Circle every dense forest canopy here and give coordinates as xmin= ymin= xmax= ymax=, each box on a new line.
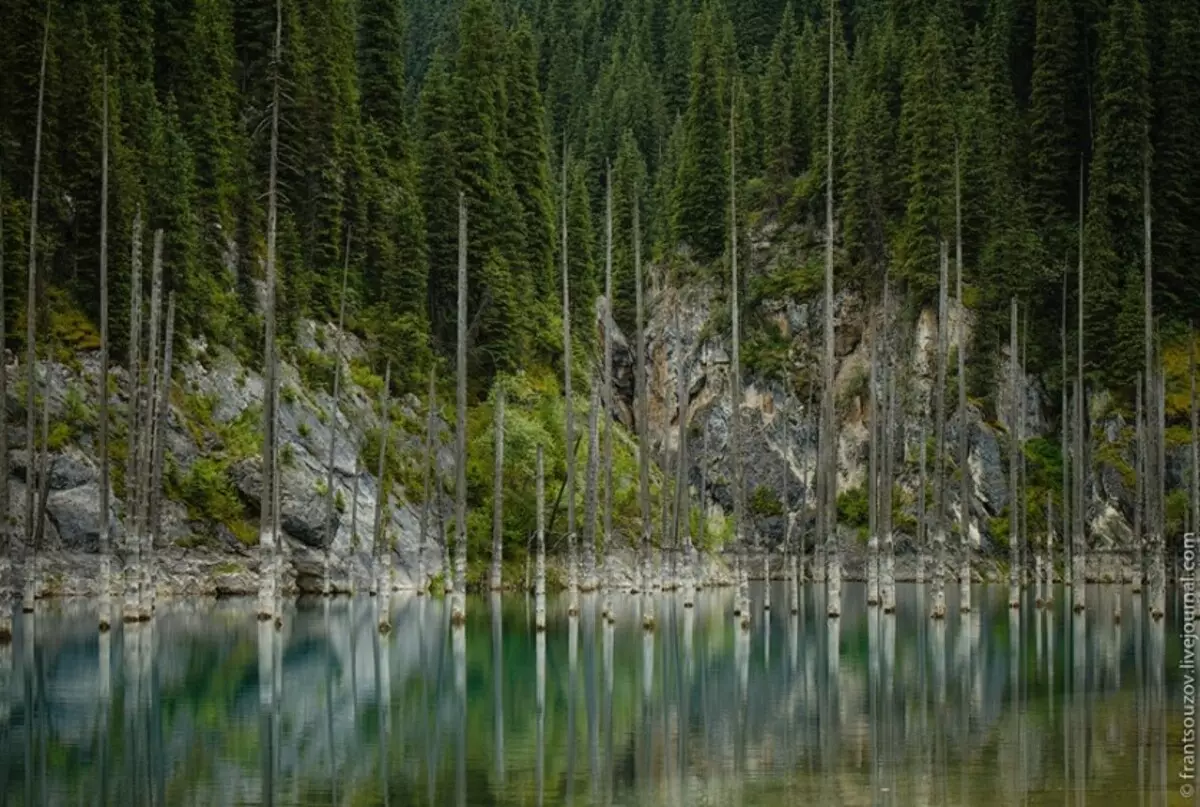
xmin=1 ymin=0 xmax=1197 ymax=403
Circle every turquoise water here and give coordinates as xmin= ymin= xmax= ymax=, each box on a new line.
xmin=0 ymin=583 xmax=1186 ymax=805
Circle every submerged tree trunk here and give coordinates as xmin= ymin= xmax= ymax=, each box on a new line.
xmin=730 ymin=83 xmax=749 ymax=626
xmin=535 ymin=446 xmax=547 ymax=631
xmin=601 ymin=167 xmax=615 ymax=618
xmin=1042 ymin=492 xmax=1054 ymax=608
xmin=148 ymin=294 xmax=175 ymax=617
xmin=451 ymin=194 xmax=468 ymax=626
xmin=97 ymin=66 xmax=112 ymax=632
xmin=822 ymin=8 xmax=840 ymax=619
xmin=0 ymin=177 xmax=7 ymax=639
xmin=635 ymin=197 xmax=654 ymax=630
xmin=562 ymin=141 xmax=579 ymax=618
xmin=1061 ymin=269 xmax=1071 ymax=590
xmin=123 ymin=213 xmax=144 ymax=622
xmin=931 ymin=243 xmax=949 ymax=620
xmin=881 ymin=290 xmax=896 ymax=614
xmin=867 ymin=328 xmax=880 ymax=608
xmin=675 ymin=312 xmax=694 ymax=607
xmin=917 ymin=415 xmax=928 ymax=585
xmin=372 ymin=361 xmax=392 ymax=606
xmin=1072 ymin=167 xmax=1087 ymax=614
xmin=1144 ymin=155 xmax=1164 ymax=618
xmin=1134 ymin=373 xmax=1144 ymax=596
xmin=137 ymin=231 xmax=164 ymax=621
xmin=257 ymin=0 xmax=283 ymax=624
xmin=1008 ymin=297 xmax=1020 ymax=610
xmin=22 ymin=5 xmax=50 ymax=615
xmin=418 ymin=369 xmax=437 ymax=595
xmin=324 ymin=231 xmax=351 ymax=596
xmin=583 ymin=374 xmax=600 ymax=595
xmin=490 ymin=381 xmax=506 ymax=591
xmin=956 ymin=157 xmax=971 ymax=613
xmin=1191 ymin=328 xmax=1198 ymax=601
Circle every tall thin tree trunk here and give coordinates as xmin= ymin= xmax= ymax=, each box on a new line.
xmin=931 ymin=243 xmax=949 ymax=619
xmin=660 ymin=384 xmax=673 ymax=591
xmin=699 ymin=386 xmax=708 ymax=587
xmin=123 ymin=212 xmax=144 ymax=623
xmin=1190 ymin=327 xmax=1198 ymax=600
xmin=1073 ymin=163 xmax=1087 ymax=614
xmin=0 ymin=175 xmax=8 ymax=640
xmin=490 ymin=381 xmax=506 ymax=591
xmin=148 ymin=294 xmax=175 ymax=617
xmin=731 ymin=81 xmax=748 ymax=627
xmin=917 ymin=415 xmax=927 ymax=585
xmin=635 ymin=197 xmax=653 ymax=630
xmin=21 ymin=3 xmax=50 ymax=614
xmin=97 ymin=65 xmax=113 ymax=632
xmin=1043 ymin=491 xmax=1054 ymax=608
xmin=583 ymin=374 xmax=600 ymax=596
xmin=867 ymin=324 xmax=880 ymax=608
xmin=675 ymin=312 xmax=693 ymax=607
xmin=451 ymin=193 xmax=468 ymax=626
xmin=257 ymin=0 xmax=283 ymax=623
xmin=535 ymin=446 xmax=546 ymax=631
xmin=418 ymin=369 xmax=436 ymax=595
xmin=1061 ymin=268 xmax=1070 ymax=591
xmin=562 ymin=140 xmax=578 ymax=618
xmin=804 ymin=385 xmax=814 ymax=586
xmin=601 ymin=165 xmax=614 ymax=619
xmin=1145 ymin=152 xmax=1164 ymax=620
xmin=372 ymin=361 xmax=392 ymax=605
xmin=956 ymin=150 xmax=971 ymax=614
xmin=1008 ymin=297 xmax=1020 ymax=610
xmin=1020 ymin=308 xmax=1028 ymax=592
xmin=784 ymin=391 xmax=798 ymax=614
xmin=1135 ymin=372 xmax=1144 ymax=597
xmin=323 ymin=230 xmax=351 ymax=596
xmin=822 ymin=2 xmax=840 ymax=618
xmin=136 ymin=231 xmax=163 ymax=621
xmin=882 ymin=336 xmax=896 ymax=614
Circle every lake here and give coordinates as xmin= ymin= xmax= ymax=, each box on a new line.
xmin=0 ymin=583 xmax=1186 ymax=806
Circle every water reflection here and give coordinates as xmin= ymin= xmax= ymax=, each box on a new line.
xmin=0 ymin=584 xmax=1184 ymax=805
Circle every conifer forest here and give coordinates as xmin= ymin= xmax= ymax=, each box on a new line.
xmin=0 ymin=0 xmax=1197 ymax=802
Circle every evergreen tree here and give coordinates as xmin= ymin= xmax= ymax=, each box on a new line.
xmin=565 ymin=158 xmax=599 ymax=351
xmin=612 ymin=129 xmax=648 ymax=334
xmin=673 ymin=3 xmax=728 ymax=264
xmin=418 ymin=50 xmax=460 ymax=353
xmin=761 ymin=10 xmax=797 ymax=189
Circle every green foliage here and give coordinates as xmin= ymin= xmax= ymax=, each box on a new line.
xmin=181 ymin=457 xmax=246 ymax=530
xmin=837 ymin=486 xmax=869 ymax=530
xmin=749 ymin=485 xmax=783 ymax=518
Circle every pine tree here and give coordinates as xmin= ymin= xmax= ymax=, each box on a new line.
xmin=612 ymin=129 xmax=648 ymax=334
xmin=673 ymin=4 xmax=727 ymax=264
xmin=418 ymin=50 xmax=460 ymax=353
xmin=565 ymin=159 xmax=598 ymax=350
xmin=760 ymin=24 xmax=795 ymax=188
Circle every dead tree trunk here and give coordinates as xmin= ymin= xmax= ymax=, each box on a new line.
xmin=956 ymin=150 xmax=971 ymax=614
xmin=372 ymin=361 xmax=392 ymax=601
xmin=1135 ymin=372 xmax=1144 ymax=596
xmin=583 ymin=373 xmax=600 ymax=595
xmin=1061 ymin=268 xmax=1070 ymax=591
xmin=257 ymin=0 xmax=283 ymax=624
xmin=418 ymin=368 xmax=436 ymax=595
xmin=97 ymin=65 xmax=113 ymax=631
xmin=535 ymin=446 xmax=546 ymax=631
xmin=1073 ymin=165 xmax=1087 ymax=614
xmin=0 ymin=176 xmax=8 ymax=640
xmin=917 ymin=415 xmax=928 ymax=585
xmin=601 ymin=164 xmax=614 ymax=617
xmin=562 ymin=140 xmax=579 ymax=618
xmin=635 ymin=196 xmax=654 ymax=630
xmin=148 ymin=293 xmax=175 ymax=617
xmin=1145 ymin=155 xmax=1164 ymax=620
xmin=731 ymin=81 xmax=749 ymax=627
xmin=822 ymin=4 xmax=840 ymax=618
xmin=867 ymin=323 xmax=880 ymax=608
xmin=451 ymin=193 xmax=468 ymax=627
xmin=675 ymin=311 xmax=693 ymax=606
xmin=490 ymin=381 xmax=506 ymax=591
xmin=323 ymin=230 xmax=351 ymax=596
xmin=136 ymin=230 xmax=163 ymax=621
xmin=1190 ymin=327 xmax=1198 ymax=588
xmin=374 ymin=362 xmax=393 ymax=631
xmin=1008 ymin=297 xmax=1020 ymax=610
xmin=21 ymin=3 xmax=50 ymax=614
xmin=122 ymin=213 xmax=144 ymax=623
xmin=881 ymin=327 xmax=897 ymax=614
xmin=931 ymin=242 xmax=949 ymax=620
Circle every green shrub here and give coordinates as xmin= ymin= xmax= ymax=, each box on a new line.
xmin=749 ymin=484 xmax=783 ymax=517
xmin=181 ymin=458 xmax=246 ymax=528
xmin=296 ymin=349 xmax=336 ymax=396
xmin=837 ymin=486 xmax=869 ymax=528
xmin=298 ymin=421 xmax=311 ymax=439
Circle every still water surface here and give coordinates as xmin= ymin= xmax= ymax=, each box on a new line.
xmin=0 ymin=583 xmax=1186 ymax=806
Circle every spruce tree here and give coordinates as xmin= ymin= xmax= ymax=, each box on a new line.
xmin=418 ymin=50 xmax=460 ymax=352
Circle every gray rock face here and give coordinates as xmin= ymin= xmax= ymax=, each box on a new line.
xmin=44 ymin=483 xmax=106 ymax=552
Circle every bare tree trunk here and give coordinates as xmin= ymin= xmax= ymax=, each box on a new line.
xmin=917 ymin=415 xmax=927 ymax=585
xmin=1191 ymin=327 xmax=1198 ymax=599
xmin=257 ymin=0 xmax=283 ymax=623
xmin=451 ymin=194 xmax=468 ymax=626
xmin=0 ymin=176 xmax=8 ymax=640
xmin=490 ymin=381 xmax=506 ymax=591
xmin=583 ymin=374 xmax=600 ymax=595
xmin=97 ymin=65 xmax=113 ymax=632
xmin=784 ymin=391 xmax=798 ymax=614
xmin=1073 ymin=164 xmax=1087 ymax=614
xmin=956 ymin=152 xmax=971 ymax=613
xmin=931 ymin=243 xmax=949 ymax=619
xmin=1020 ymin=308 xmax=1028 ymax=592
xmin=122 ymin=212 xmax=144 ymax=623
xmin=731 ymin=81 xmax=749 ymax=627
xmin=1061 ymin=269 xmax=1070 ymax=591
xmin=635 ymin=196 xmax=653 ymax=630
xmin=881 ymin=286 xmax=896 ymax=614
xmin=372 ymin=361 xmax=392 ymax=606
xmin=804 ymin=385 xmax=814 ymax=586
xmin=148 ymin=294 xmax=175 ymax=617
xmin=323 ymin=230 xmax=351 ymax=596
xmin=562 ymin=140 xmax=579 ymax=618
xmin=601 ymin=165 xmax=614 ymax=619
xmin=1008 ymin=297 xmax=1020 ymax=610
xmin=1153 ymin=354 xmax=1166 ymax=620
xmin=867 ymin=324 xmax=880 ymax=608
xmin=136 ymin=231 xmax=163 ymax=621
xmin=699 ymin=391 xmax=708 ymax=586
xmin=675 ymin=312 xmax=693 ymax=607
xmin=535 ymin=446 xmax=546 ymax=631
xmin=1144 ymin=154 xmax=1164 ymax=620
xmin=1134 ymin=372 xmax=1144 ymax=597
xmin=822 ymin=3 xmax=840 ymax=620
xmin=21 ymin=3 xmax=50 ymax=614
xmin=1042 ymin=491 xmax=1054 ymax=608
xmin=418 ymin=369 xmax=436 ymax=595
xmin=661 ymin=386 xmax=674 ymax=592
